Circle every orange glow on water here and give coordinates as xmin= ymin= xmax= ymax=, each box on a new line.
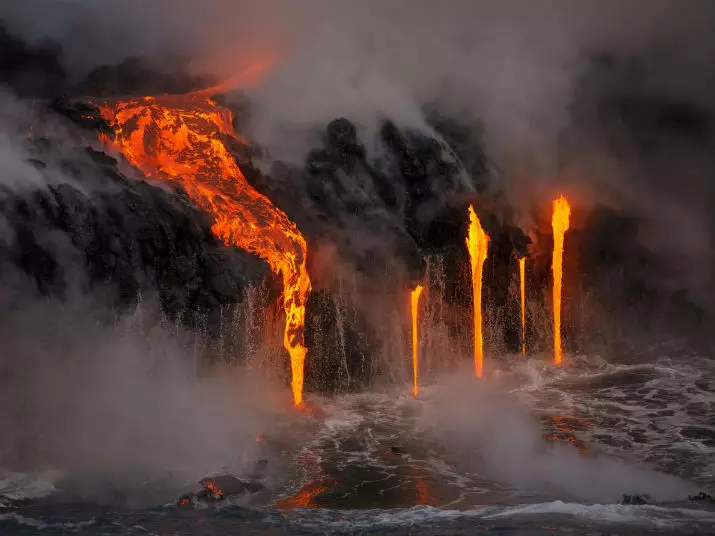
xmin=97 ymin=93 xmax=311 ymax=406
xmin=551 ymin=195 xmax=571 ymax=366
xmin=410 ymin=284 xmax=424 ymax=397
xmin=466 ymin=205 xmax=489 ymax=378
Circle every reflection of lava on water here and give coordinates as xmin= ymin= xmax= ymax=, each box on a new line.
xmin=411 ymin=468 xmax=437 ymax=506
xmin=97 ymin=92 xmax=311 ymax=406
xmin=541 ymin=415 xmax=590 ymax=455
xmin=274 ymin=451 xmax=333 ymax=509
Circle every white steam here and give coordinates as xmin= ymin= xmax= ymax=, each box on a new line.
xmin=0 ymin=293 xmax=287 ymax=505
xmin=420 ymin=372 xmax=698 ymax=503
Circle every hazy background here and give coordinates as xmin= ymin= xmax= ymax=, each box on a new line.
xmin=3 ymin=0 xmax=711 ymax=306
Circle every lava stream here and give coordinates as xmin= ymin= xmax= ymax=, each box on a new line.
xmin=97 ymin=94 xmax=311 ymax=406
xmin=519 ymin=256 xmax=526 ymax=356
xmin=410 ymin=284 xmax=423 ymax=397
xmin=551 ymin=195 xmax=571 ymax=366
xmin=466 ymin=205 xmax=489 ymax=378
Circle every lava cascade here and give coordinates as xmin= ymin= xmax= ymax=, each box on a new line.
xmin=519 ymin=257 xmax=526 ymax=356
xmin=466 ymin=205 xmax=489 ymax=378
xmin=410 ymin=284 xmax=423 ymax=397
xmin=551 ymin=195 xmax=571 ymax=365
xmin=97 ymin=94 xmax=311 ymax=406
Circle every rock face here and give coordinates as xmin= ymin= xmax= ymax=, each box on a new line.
xmin=0 ymin=120 xmax=267 ymax=323
xmin=246 ymin=116 xmax=527 ymax=283
xmin=238 ymin=115 xmax=530 ymax=390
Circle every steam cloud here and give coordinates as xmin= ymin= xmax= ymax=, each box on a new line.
xmin=0 ymin=0 xmax=713 ymax=507
xmin=3 ymin=0 xmax=710 ymax=306
xmin=420 ymin=372 xmax=698 ymax=502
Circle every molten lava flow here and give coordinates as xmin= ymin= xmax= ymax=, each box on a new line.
xmin=551 ymin=195 xmax=571 ymax=366
xmin=202 ymin=479 xmax=224 ymax=499
xmin=410 ymin=284 xmax=423 ymax=397
xmin=97 ymin=94 xmax=311 ymax=406
xmin=519 ymin=257 xmax=526 ymax=356
xmin=466 ymin=205 xmax=489 ymax=378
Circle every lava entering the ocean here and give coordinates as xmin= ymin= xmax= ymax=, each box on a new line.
xmin=551 ymin=195 xmax=571 ymax=366
xmin=410 ymin=284 xmax=423 ymax=397
xmin=466 ymin=205 xmax=489 ymax=378
xmin=97 ymin=93 xmax=311 ymax=406
xmin=519 ymin=257 xmax=526 ymax=356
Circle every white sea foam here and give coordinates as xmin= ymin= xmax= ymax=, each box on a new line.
xmin=285 ymin=502 xmax=715 ymax=531
xmin=0 ymin=469 xmax=57 ymax=500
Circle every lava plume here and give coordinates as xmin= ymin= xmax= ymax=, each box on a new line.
xmin=97 ymin=93 xmax=311 ymax=406
xmin=466 ymin=205 xmax=489 ymax=378
xmin=410 ymin=284 xmax=423 ymax=397
xmin=551 ymin=195 xmax=571 ymax=366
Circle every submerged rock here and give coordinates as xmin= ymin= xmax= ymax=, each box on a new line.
xmin=689 ymin=492 xmax=714 ymax=503
xmin=177 ymin=474 xmax=267 ymax=507
xmin=620 ymin=493 xmax=651 ymax=505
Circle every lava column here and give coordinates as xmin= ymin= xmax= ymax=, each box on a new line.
xmin=519 ymin=257 xmax=526 ymax=356
xmin=466 ymin=205 xmax=490 ymax=378
xmin=411 ymin=284 xmax=424 ymax=397
xmin=551 ymin=195 xmax=571 ymax=365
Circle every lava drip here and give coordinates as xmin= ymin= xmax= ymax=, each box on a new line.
xmin=519 ymin=257 xmax=526 ymax=356
xmin=551 ymin=195 xmax=571 ymax=366
xmin=410 ymin=284 xmax=423 ymax=397
xmin=466 ymin=205 xmax=489 ymax=378
xmin=97 ymin=94 xmax=311 ymax=406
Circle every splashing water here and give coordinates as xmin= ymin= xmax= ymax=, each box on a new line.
xmin=97 ymin=93 xmax=311 ymax=406
xmin=411 ymin=285 xmax=424 ymax=397
xmin=551 ymin=195 xmax=571 ymax=366
xmin=466 ymin=205 xmax=489 ymax=378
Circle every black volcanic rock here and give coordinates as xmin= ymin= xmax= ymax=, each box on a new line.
xmin=0 ymin=125 xmax=267 ymax=323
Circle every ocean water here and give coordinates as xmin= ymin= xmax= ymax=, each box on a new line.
xmin=2 ymin=351 xmax=715 ymax=535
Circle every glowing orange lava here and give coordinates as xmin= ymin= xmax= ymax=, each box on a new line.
xmin=551 ymin=195 xmax=571 ymax=366
xmin=519 ymin=257 xmax=526 ymax=356
xmin=97 ymin=93 xmax=311 ymax=406
xmin=202 ymin=479 xmax=224 ymax=498
xmin=466 ymin=205 xmax=489 ymax=378
xmin=410 ymin=284 xmax=423 ymax=397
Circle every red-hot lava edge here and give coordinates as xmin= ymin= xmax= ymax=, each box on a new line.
xmin=96 ymin=93 xmax=311 ymax=407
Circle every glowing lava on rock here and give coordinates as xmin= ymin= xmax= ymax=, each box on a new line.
xmin=410 ymin=284 xmax=423 ymax=397
xmin=551 ymin=195 xmax=571 ymax=366
xmin=519 ymin=257 xmax=526 ymax=356
xmin=97 ymin=93 xmax=311 ymax=406
xmin=466 ymin=205 xmax=489 ymax=378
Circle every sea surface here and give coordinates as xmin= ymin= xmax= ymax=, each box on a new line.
xmin=3 ymin=349 xmax=715 ymax=535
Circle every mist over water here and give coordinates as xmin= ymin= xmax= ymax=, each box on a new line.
xmin=0 ymin=290 xmax=289 ymax=506
xmin=421 ymin=371 xmax=697 ymax=503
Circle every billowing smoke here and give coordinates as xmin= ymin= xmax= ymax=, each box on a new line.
xmin=3 ymin=0 xmax=711 ymax=312
xmin=0 ymin=290 xmax=283 ymax=506
xmin=420 ymin=371 xmax=698 ymax=502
